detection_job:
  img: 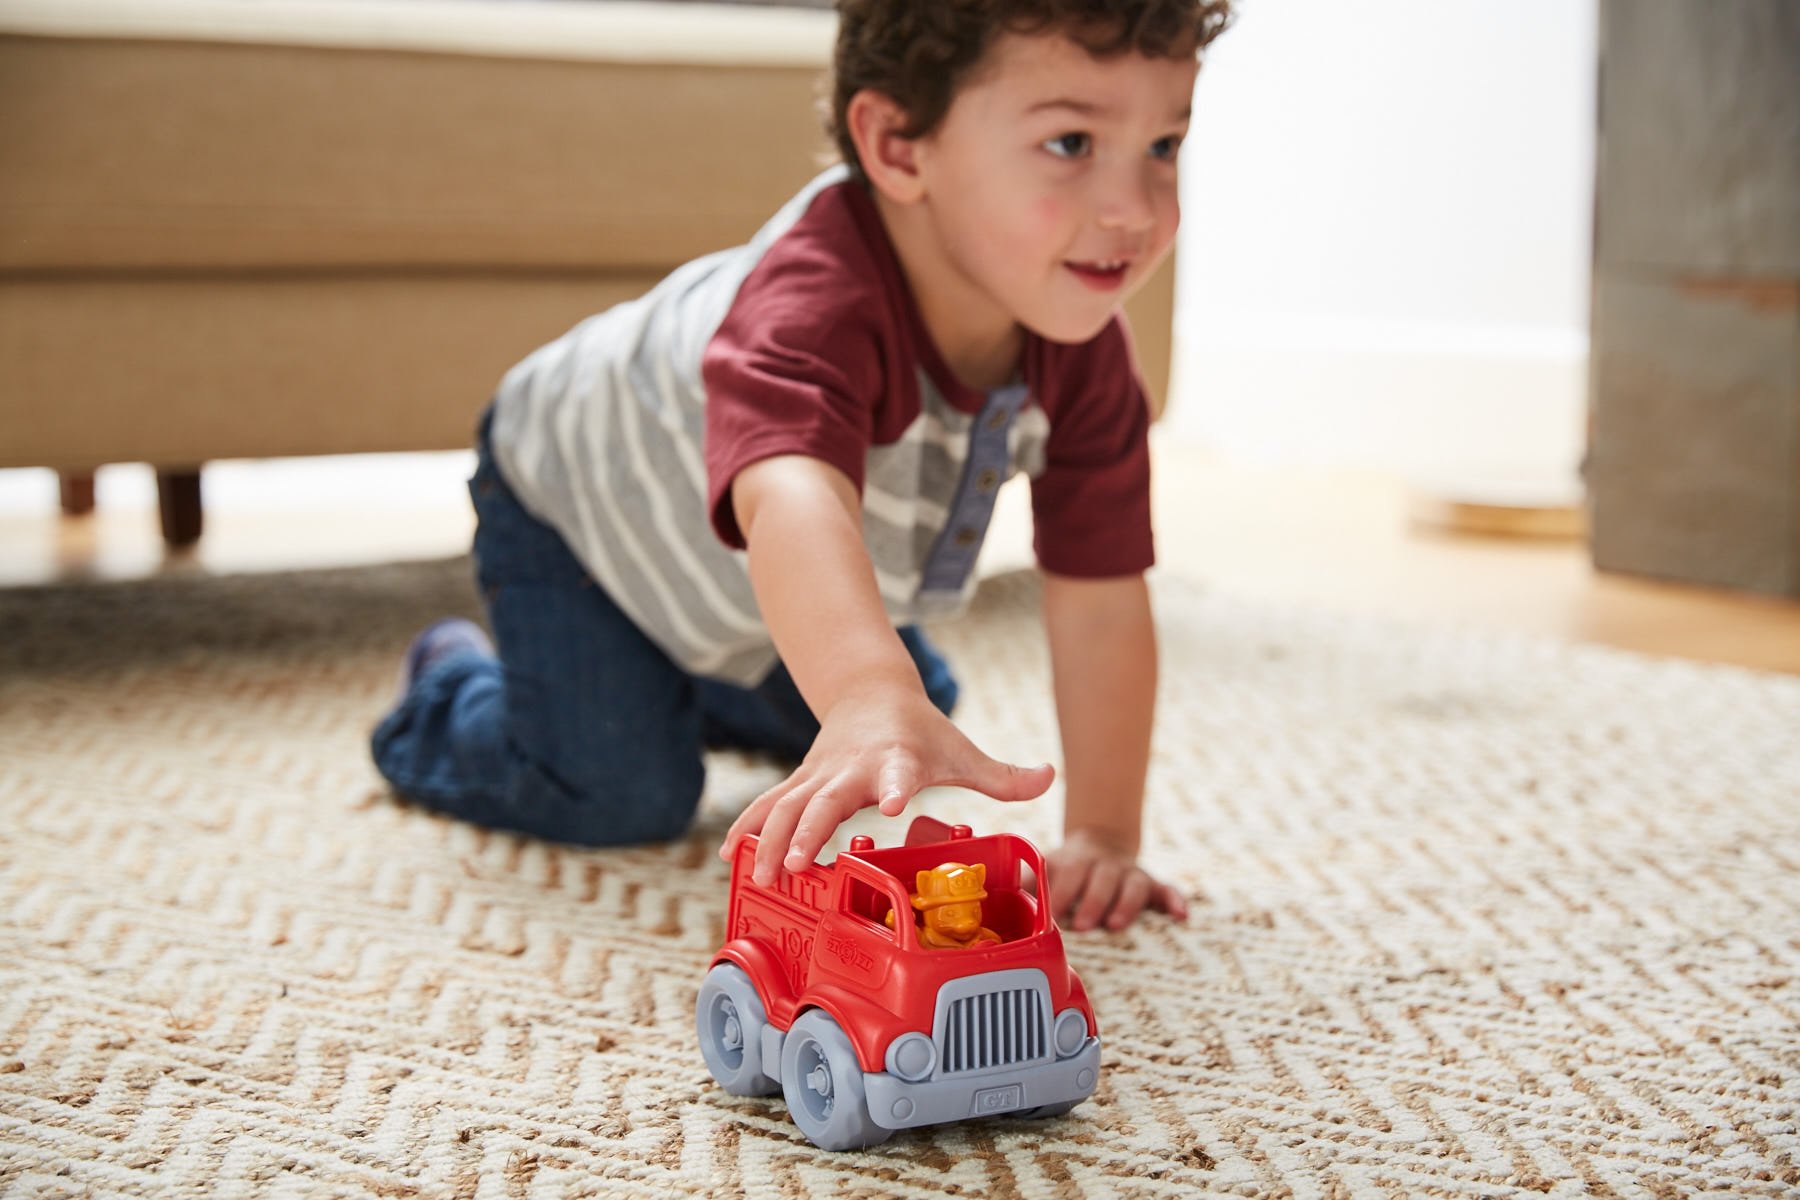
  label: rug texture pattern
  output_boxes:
[1,560,1797,1199]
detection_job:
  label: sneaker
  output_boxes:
[397,617,495,698]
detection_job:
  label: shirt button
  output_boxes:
[976,468,999,493]
[953,527,979,549]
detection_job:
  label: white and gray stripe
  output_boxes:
[490,169,1053,687]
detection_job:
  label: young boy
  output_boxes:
[372,0,1232,933]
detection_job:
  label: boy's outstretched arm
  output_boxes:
[719,454,1054,885]
[1041,571,1189,931]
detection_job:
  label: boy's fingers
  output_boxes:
[753,789,812,886]
[1153,882,1191,922]
[875,755,922,817]
[960,755,1055,804]
[718,801,764,862]
[1106,871,1154,931]
[1047,860,1088,922]
[1072,859,1124,932]
[784,778,857,872]
[719,777,790,860]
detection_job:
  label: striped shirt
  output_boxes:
[490,168,1153,687]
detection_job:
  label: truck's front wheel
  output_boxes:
[1017,1100,1081,1120]
[697,963,779,1096]
[780,1009,892,1150]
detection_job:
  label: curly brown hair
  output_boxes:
[827,0,1233,179]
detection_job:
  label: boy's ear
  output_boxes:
[846,88,925,205]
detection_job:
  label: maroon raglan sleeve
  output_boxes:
[1029,317,1156,577]
[702,259,885,552]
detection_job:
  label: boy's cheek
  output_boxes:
[1032,196,1070,234]
[1159,196,1183,239]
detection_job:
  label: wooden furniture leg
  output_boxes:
[156,468,203,547]
[58,470,96,516]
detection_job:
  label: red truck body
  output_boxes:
[698,817,1102,1149]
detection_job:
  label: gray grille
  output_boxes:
[940,987,1047,1074]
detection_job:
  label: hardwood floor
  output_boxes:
[1140,446,1800,676]
[2,434,1796,674]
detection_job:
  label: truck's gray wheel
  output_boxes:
[1017,1100,1080,1120]
[696,963,779,1096]
[780,1009,892,1150]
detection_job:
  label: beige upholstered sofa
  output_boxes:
[0,0,1176,544]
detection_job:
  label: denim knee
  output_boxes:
[899,625,959,717]
[512,754,705,848]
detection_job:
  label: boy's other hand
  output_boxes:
[1045,828,1189,932]
[719,682,1054,887]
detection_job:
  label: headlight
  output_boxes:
[1054,1008,1088,1058]
[886,1032,937,1082]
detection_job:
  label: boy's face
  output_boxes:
[911,31,1200,346]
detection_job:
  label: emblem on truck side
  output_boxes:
[824,933,875,972]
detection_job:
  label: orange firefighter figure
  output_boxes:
[888,862,1003,950]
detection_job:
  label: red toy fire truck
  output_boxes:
[696,816,1101,1150]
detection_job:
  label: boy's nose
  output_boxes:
[1097,167,1159,235]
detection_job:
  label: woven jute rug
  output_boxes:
[2,559,1797,1199]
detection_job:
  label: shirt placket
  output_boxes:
[919,383,1030,595]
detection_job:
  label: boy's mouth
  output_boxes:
[1064,258,1131,292]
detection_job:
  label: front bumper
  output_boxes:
[863,1037,1101,1131]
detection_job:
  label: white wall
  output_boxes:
[1172,0,1598,489]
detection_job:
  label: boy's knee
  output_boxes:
[520,757,702,848]
[569,796,697,847]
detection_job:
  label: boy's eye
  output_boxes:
[1044,132,1092,159]
[1150,135,1184,162]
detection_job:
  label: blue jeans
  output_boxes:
[369,411,959,846]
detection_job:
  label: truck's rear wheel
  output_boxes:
[696,963,779,1096]
[780,1009,892,1150]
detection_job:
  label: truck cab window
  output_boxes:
[844,876,898,935]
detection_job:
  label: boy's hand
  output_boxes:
[719,680,1054,887]
[1045,828,1189,932]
